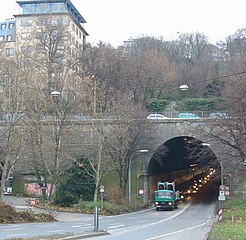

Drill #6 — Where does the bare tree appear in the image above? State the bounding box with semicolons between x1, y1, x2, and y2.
13;16;87;202
0;47;27;201
165;32;221;98
121;37;176;105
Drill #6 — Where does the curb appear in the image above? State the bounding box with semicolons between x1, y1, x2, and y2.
59;231;109;240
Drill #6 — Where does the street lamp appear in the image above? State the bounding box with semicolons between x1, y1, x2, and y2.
179;84;189;91
128;149;149;204
51;90;61;98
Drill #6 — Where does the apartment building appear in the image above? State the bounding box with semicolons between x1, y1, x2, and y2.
0;19;16;56
0;0;88;49
0;0;88;115
0;0;89;110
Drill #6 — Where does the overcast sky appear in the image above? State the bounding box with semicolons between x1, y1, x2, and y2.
1;0;245;46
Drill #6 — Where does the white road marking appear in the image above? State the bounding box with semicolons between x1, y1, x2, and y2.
137;220;149;223
7;233;28;237
145;221;209;240
106;202;192;234
109;222;122;226
72;223;92;228
108;224;125;229
127;216;138;220
47;229;65;233
4;228;23;231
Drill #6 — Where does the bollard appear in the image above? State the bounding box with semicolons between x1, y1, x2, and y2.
93;206;100;231
218;208;223;222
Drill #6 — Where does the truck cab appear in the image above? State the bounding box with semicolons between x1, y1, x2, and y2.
154;181;179;211
154;189;178;211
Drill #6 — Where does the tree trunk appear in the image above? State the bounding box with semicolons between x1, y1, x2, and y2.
0;160;9;202
93;129;105;202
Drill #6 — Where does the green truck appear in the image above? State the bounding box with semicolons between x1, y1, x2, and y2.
154;182;179;211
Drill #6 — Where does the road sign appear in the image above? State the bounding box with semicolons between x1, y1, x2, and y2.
99;185;104;193
219;185;225;191
30;199;36;207
139;189;144;195
219;190;225;196
225;190;230;196
218;195;225;201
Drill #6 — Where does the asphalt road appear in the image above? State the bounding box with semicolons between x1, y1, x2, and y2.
94;180;218;240
1;180;218;240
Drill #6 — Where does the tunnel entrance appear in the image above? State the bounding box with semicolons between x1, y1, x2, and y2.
146;136;220;196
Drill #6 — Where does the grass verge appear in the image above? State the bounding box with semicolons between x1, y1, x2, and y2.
208;197;246;240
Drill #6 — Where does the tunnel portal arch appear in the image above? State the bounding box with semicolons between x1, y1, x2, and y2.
146;136;220;183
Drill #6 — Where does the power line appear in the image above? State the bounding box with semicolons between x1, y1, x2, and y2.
190;70;246;85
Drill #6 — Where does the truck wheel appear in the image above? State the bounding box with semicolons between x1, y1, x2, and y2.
156;208;159;211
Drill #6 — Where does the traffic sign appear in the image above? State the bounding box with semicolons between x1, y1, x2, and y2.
225;191;230;196
139;189;144;195
99;185;104;193
219;185;225;191
218;195;225;201
30;199;36;206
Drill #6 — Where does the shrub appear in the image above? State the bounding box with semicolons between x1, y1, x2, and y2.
175;98;224;111
146;98;169;112
54;185;78;207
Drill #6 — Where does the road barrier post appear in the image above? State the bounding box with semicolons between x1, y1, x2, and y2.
218;208;223;222
93;206;100;231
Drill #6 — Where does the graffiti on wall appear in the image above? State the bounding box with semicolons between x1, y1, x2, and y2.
25;183;54;196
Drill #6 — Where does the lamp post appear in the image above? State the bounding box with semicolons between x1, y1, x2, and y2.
128;149;149;204
179;84;189;91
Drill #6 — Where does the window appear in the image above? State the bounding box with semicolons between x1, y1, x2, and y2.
21;32;31;40
57;45;65;54
37;18;46;26
1;24;6;30
7;35;13;42
6;48;14;56
21;45;31;54
21;19;31;27
0;36;4;41
52;3;65;12
9;23;15;29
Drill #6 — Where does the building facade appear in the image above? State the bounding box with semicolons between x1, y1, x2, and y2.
0;0;88;49
0;0;89;112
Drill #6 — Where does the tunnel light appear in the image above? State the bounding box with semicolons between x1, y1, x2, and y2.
179;84;189;91
201;143;210;147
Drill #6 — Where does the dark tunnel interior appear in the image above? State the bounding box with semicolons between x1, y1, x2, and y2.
147;136;219;176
